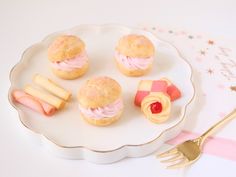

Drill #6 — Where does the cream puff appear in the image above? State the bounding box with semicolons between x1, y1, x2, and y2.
115;34;155;76
77;76;123;126
48;35;89;80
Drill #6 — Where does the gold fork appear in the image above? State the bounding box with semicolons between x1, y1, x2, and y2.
157;108;236;169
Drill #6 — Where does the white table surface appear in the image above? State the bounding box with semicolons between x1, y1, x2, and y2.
1;0;236;177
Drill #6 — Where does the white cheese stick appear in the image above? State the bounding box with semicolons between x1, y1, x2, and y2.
33;74;71;101
24;85;65;109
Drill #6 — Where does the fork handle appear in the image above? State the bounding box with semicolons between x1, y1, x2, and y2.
199;108;236;145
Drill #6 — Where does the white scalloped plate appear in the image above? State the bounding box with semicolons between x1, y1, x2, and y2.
8;24;195;164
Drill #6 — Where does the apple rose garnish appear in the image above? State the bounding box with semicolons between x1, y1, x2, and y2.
141;92;171;123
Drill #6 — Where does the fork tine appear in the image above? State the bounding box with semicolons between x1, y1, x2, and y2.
160;152;183;163
156;148;178;158
166;158;190;169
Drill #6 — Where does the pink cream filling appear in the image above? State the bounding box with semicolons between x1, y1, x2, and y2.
51;52;88;71
115;51;153;70
78;98;123;119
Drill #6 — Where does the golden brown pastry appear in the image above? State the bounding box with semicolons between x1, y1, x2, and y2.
48;35;89;80
77;76;123;126
141;92;171;123
115;34;155;76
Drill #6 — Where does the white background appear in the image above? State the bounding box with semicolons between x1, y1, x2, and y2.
0;0;236;177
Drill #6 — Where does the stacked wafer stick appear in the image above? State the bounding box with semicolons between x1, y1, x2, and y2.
12;74;71;116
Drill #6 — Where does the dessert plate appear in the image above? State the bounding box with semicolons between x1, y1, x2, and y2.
9;24;195;164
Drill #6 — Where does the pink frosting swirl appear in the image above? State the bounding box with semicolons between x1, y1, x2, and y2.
51;52;88;71
115;51;153;70
78;98;123;119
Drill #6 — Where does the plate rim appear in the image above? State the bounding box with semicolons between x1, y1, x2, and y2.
8;24;196;154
